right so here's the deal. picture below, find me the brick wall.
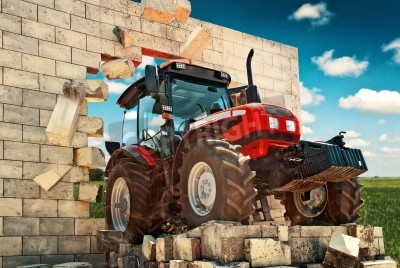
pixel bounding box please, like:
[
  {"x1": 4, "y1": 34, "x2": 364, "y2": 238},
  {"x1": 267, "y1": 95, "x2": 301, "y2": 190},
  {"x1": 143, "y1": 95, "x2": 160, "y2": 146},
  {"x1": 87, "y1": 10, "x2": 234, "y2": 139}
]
[{"x1": 0, "y1": 0, "x2": 300, "y2": 266}]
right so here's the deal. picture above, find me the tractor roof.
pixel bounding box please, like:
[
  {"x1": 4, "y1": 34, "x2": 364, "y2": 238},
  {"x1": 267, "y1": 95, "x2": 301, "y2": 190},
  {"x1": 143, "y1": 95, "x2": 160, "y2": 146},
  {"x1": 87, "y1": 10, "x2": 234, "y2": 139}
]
[{"x1": 117, "y1": 61, "x2": 231, "y2": 109}]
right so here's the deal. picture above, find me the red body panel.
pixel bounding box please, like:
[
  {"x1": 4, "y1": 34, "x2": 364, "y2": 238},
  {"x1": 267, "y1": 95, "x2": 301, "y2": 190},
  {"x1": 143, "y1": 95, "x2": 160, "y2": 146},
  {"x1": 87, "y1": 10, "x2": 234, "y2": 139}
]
[
  {"x1": 189, "y1": 103, "x2": 301, "y2": 159},
  {"x1": 223, "y1": 104, "x2": 301, "y2": 158}
]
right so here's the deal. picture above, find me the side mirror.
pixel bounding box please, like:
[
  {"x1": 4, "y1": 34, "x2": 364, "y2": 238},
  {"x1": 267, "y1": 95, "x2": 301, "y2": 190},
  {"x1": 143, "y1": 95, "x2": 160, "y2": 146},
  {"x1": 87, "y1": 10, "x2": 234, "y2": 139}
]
[{"x1": 145, "y1": 65, "x2": 159, "y2": 93}]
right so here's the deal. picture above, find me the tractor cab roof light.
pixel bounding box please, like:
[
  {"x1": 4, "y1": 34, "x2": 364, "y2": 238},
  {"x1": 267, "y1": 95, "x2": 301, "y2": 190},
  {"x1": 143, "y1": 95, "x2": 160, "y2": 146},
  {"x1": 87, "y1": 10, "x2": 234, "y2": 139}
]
[
  {"x1": 175, "y1": 62, "x2": 187, "y2": 70},
  {"x1": 220, "y1": 71, "x2": 229, "y2": 79}
]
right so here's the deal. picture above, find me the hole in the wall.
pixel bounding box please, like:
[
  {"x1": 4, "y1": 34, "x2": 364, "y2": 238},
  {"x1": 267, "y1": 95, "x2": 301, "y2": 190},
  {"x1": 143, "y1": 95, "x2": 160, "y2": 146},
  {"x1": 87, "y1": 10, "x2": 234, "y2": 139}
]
[{"x1": 87, "y1": 55, "x2": 166, "y2": 163}]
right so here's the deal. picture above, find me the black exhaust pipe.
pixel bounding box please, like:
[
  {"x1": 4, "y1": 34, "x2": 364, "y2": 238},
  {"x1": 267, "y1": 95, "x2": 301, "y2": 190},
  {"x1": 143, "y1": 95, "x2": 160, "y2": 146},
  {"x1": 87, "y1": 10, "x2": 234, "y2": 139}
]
[
  {"x1": 247, "y1": 49, "x2": 254, "y2": 86},
  {"x1": 246, "y1": 49, "x2": 260, "y2": 103}
]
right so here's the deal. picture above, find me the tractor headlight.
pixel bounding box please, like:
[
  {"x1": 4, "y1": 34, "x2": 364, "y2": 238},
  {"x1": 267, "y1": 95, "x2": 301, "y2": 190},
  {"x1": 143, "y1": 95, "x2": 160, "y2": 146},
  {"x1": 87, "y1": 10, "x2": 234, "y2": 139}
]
[
  {"x1": 269, "y1": 117, "x2": 279, "y2": 129},
  {"x1": 286, "y1": 120, "x2": 296, "y2": 132}
]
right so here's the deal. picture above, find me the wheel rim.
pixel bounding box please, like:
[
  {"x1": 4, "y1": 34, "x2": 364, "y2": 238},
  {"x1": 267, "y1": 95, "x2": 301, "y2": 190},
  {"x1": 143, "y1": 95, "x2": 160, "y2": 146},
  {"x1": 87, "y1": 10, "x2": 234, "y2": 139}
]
[
  {"x1": 293, "y1": 184, "x2": 328, "y2": 218},
  {"x1": 188, "y1": 162, "x2": 217, "y2": 216},
  {"x1": 110, "y1": 177, "x2": 130, "y2": 231}
]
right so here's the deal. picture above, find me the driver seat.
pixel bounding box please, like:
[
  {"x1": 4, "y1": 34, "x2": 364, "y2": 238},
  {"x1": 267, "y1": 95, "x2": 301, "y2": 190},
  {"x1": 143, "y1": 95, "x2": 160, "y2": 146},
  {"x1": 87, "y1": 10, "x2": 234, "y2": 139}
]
[{"x1": 210, "y1": 102, "x2": 223, "y2": 114}]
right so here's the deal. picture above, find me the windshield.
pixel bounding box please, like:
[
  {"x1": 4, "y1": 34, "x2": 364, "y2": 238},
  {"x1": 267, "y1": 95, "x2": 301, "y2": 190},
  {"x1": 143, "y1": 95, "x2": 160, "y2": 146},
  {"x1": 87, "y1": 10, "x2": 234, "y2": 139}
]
[{"x1": 171, "y1": 78, "x2": 231, "y2": 131}]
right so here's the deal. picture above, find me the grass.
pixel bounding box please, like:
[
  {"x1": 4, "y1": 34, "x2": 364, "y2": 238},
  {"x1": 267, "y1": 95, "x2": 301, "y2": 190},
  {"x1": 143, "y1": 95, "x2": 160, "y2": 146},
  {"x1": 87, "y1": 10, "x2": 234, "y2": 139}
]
[
  {"x1": 90, "y1": 181, "x2": 107, "y2": 218},
  {"x1": 358, "y1": 178, "x2": 400, "y2": 261}
]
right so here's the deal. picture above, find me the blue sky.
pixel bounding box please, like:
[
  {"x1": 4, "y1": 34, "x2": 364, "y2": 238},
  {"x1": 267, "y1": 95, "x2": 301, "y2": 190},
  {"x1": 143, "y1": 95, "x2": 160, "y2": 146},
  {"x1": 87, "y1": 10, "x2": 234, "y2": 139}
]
[{"x1": 89, "y1": 0, "x2": 400, "y2": 176}]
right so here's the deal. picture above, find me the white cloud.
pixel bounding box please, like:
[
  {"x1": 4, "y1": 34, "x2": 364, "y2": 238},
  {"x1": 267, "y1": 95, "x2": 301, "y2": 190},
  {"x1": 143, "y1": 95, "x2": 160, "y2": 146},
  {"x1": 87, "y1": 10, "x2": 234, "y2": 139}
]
[
  {"x1": 344, "y1": 130, "x2": 361, "y2": 139},
  {"x1": 105, "y1": 80, "x2": 129, "y2": 94},
  {"x1": 302, "y1": 125, "x2": 314, "y2": 135},
  {"x1": 300, "y1": 82, "x2": 325, "y2": 106},
  {"x1": 382, "y1": 147, "x2": 400, "y2": 154},
  {"x1": 363, "y1": 151, "x2": 376, "y2": 159},
  {"x1": 345, "y1": 138, "x2": 370, "y2": 148},
  {"x1": 141, "y1": 55, "x2": 157, "y2": 66},
  {"x1": 339, "y1": 88, "x2": 400, "y2": 114},
  {"x1": 379, "y1": 133, "x2": 400, "y2": 143},
  {"x1": 125, "y1": 110, "x2": 137, "y2": 120},
  {"x1": 289, "y1": 2, "x2": 334, "y2": 27},
  {"x1": 382, "y1": 38, "x2": 400, "y2": 64},
  {"x1": 341, "y1": 131, "x2": 370, "y2": 149},
  {"x1": 88, "y1": 139, "x2": 102, "y2": 147},
  {"x1": 312, "y1": 50, "x2": 368, "y2": 77},
  {"x1": 149, "y1": 115, "x2": 165, "y2": 128},
  {"x1": 301, "y1": 110, "x2": 316, "y2": 124},
  {"x1": 378, "y1": 119, "x2": 386, "y2": 125}
]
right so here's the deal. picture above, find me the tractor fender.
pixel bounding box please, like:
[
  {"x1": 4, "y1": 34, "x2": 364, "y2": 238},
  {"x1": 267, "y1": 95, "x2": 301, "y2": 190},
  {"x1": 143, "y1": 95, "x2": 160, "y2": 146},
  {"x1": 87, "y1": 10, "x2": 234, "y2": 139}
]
[
  {"x1": 171, "y1": 125, "x2": 222, "y2": 193},
  {"x1": 105, "y1": 145, "x2": 156, "y2": 177}
]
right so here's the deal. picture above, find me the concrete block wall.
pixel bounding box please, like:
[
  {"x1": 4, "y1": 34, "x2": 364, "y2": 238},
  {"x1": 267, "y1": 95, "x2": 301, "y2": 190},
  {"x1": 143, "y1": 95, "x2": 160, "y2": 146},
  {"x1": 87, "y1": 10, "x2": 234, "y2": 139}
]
[{"x1": 0, "y1": 0, "x2": 300, "y2": 266}]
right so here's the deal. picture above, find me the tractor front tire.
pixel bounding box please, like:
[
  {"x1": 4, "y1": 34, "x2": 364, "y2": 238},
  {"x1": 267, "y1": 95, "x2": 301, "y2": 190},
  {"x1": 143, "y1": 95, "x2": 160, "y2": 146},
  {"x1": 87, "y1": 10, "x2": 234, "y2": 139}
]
[
  {"x1": 282, "y1": 178, "x2": 364, "y2": 225},
  {"x1": 106, "y1": 160, "x2": 166, "y2": 243},
  {"x1": 325, "y1": 178, "x2": 364, "y2": 225},
  {"x1": 178, "y1": 139, "x2": 257, "y2": 229}
]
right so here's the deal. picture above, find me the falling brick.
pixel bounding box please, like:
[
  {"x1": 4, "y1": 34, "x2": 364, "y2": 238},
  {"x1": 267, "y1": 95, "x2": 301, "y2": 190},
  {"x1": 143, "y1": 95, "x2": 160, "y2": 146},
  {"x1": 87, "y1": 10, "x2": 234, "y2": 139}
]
[
  {"x1": 322, "y1": 232, "x2": 360, "y2": 268},
  {"x1": 113, "y1": 26, "x2": 133, "y2": 49},
  {"x1": 180, "y1": 26, "x2": 213, "y2": 59},
  {"x1": 33, "y1": 169, "x2": 62, "y2": 191},
  {"x1": 84, "y1": 80, "x2": 109, "y2": 102},
  {"x1": 100, "y1": 58, "x2": 135, "y2": 80},
  {"x1": 62, "y1": 80, "x2": 88, "y2": 104},
  {"x1": 74, "y1": 147, "x2": 106, "y2": 168},
  {"x1": 175, "y1": 0, "x2": 191, "y2": 24},
  {"x1": 141, "y1": 0, "x2": 176, "y2": 25},
  {"x1": 78, "y1": 182, "x2": 103, "y2": 203},
  {"x1": 46, "y1": 96, "x2": 81, "y2": 147}
]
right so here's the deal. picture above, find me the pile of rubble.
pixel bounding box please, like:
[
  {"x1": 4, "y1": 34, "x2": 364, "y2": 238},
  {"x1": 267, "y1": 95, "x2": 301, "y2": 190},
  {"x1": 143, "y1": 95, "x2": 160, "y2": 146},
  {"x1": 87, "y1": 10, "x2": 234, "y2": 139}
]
[{"x1": 98, "y1": 221, "x2": 397, "y2": 268}]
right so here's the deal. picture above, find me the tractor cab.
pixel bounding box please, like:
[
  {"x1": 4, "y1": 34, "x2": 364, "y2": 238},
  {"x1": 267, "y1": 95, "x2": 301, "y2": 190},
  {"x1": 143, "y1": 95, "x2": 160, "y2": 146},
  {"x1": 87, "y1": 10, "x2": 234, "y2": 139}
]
[{"x1": 114, "y1": 61, "x2": 234, "y2": 159}]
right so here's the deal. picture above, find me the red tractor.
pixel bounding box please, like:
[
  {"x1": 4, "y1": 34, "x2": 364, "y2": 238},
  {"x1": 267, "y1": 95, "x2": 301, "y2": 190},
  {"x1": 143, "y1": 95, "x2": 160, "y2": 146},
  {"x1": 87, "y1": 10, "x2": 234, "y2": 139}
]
[{"x1": 104, "y1": 50, "x2": 367, "y2": 242}]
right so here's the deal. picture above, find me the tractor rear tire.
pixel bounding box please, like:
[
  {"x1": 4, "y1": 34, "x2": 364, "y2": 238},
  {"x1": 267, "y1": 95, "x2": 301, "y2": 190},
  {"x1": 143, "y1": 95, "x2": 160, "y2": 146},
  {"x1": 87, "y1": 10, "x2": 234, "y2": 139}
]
[
  {"x1": 282, "y1": 178, "x2": 364, "y2": 225},
  {"x1": 178, "y1": 139, "x2": 257, "y2": 229},
  {"x1": 106, "y1": 160, "x2": 166, "y2": 243}
]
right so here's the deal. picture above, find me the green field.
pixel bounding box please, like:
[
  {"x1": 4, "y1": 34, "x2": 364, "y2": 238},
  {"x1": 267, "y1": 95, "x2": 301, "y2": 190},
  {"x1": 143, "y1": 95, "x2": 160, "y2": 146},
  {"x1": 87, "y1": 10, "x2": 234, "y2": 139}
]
[
  {"x1": 89, "y1": 178, "x2": 400, "y2": 260},
  {"x1": 359, "y1": 178, "x2": 400, "y2": 261}
]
